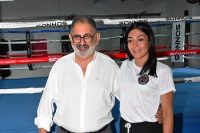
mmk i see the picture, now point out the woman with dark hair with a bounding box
[119,22,175,133]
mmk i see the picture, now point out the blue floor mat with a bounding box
[0,67,200,133]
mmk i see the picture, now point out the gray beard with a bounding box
[72,44,96,59]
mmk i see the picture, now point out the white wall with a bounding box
[0,0,144,17]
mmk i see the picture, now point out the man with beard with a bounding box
[35,16,120,133]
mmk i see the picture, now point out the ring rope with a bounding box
[185,31,200,36]
[0,36,123,45]
[2,43,199,58]
[1,16,200,29]
[0,52,64,58]
[0,29,70,33]
[1,76,200,94]
[0,55,62,65]
[0,57,171,70]
[98,16,200,25]
[184,56,200,60]
[1,49,200,65]
[0,30,200,45]
[0,25,169,33]
[1,55,199,69]
[156,49,200,57]
[0,65,52,70]
[0,87,44,94]
[185,44,200,48]
[1,28,200,45]
[174,76,200,83]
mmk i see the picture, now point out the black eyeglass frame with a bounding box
[71,33,96,43]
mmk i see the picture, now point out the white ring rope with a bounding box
[0,30,200,45]
[0,39,69,45]
[1,76,200,94]
[157,57,170,60]
[174,76,200,83]
[0,87,44,94]
[184,56,200,60]
[158,56,200,61]
[100,35,123,40]
[0,20,72,29]
[0,16,200,29]
[0,65,52,70]
[0,36,123,45]
[98,16,200,25]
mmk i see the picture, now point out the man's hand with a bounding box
[155,104,163,124]
[39,128,47,133]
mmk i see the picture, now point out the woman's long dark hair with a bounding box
[125,22,157,77]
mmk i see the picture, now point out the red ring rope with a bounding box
[1,49,200,65]
[0,55,62,65]
[156,49,200,57]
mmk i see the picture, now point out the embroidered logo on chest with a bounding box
[138,74,149,85]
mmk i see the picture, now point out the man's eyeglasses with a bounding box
[71,34,95,43]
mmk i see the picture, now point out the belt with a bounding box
[59,124,109,133]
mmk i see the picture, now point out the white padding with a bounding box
[0,87,44,94]
[174,76,200,83]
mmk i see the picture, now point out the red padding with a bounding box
[1,49,200,65]
[0,55,62,65]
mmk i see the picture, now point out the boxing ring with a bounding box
[0,78,46,133]
[0,68,200,133]
[1,15,200,133]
